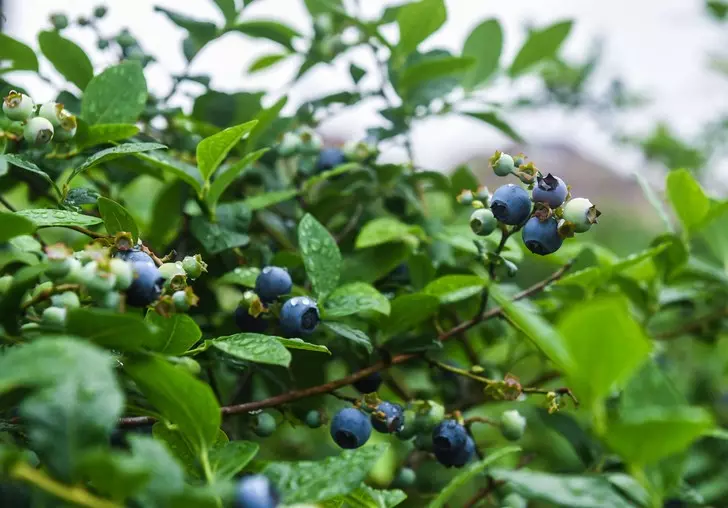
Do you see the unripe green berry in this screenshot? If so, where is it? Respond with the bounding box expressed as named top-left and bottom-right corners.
top-left (41, 306), bottom-right (67, 329)
top-left (97, 39), bottom-right (110, 50)
top-left (502, 493), bottom-right (527, 508)
top-left (278, 132), bottom-right (302, 157)
top-left (24, 117), bottom-right (54, 145)
top-left (93, 5), bottom-right (108, 18)
top-left (77, 16), bottom-right (90, 26)
top-left (304, 410), bottom-right (322, 429)
top-left (414, 401), bottom-right (445, 433)
top-left (396, 410), bottom-right (417, 440)
top-left (100, 291), bottom-right (121, 310)
top-left (493, 153), bottom-right (515, 177)
top-left (45, 258), bottom-right (72, 280)
top-left (3, 91), bottom-right (35, 121)
top-left (475, 186), bottom-right (490, 206)
top-left (0, 275), bottom-right (13, 295)
top-left (253, 413), bottom-right (277, 437)
top-left (50, 291), bottom-right (80, 309)
top-left (50, 13), bottom-right (68, 30)
top-left (563, 198), bottom-right (599, 233)
top-left (38, 101), bottom-right (63, 127)
top-left (54, 111), bottom-right (77, 141)
top-left (159, 262), bottom-right (186, 280)
top-left (82, 261), bottom-right (117, 298)
top-left (62, 258), bottom-right (85, 284)
top-left (116, 30), bottom-right (136, 48)
top-left (470, 208), bottom-right (498, 236)
top-left (109, 258), bottom-right (133, 290)
top-left (172, 290), bottom-right (189, 311)
top-left (457, 189), bottom-right (474, 206)
top-left (392, 468), bottom-right (416, 489)
top-left (181, 255), bottom-right (207, 279)
top-left (500, 410), bottom-right (526, 441)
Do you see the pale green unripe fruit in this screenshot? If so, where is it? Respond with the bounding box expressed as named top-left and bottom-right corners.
top-left (24, 117), bottom-right (54, 145)
top-left (470, 208), bottom-right (498, 236)
top-left (500, 409), bottom-right (527, 441)
top-left (3, 91), bottom-right (35, 121)
top-left (493, 153), bottom-right (515, 177)
top-left (109, 258), bottom-right (134, 290)
top-left (50, 291), bottom-right (81, 309)
top-left (563, 198), bottom-right (595, 232)
top-left (38, 101), bottom-right (63, 127)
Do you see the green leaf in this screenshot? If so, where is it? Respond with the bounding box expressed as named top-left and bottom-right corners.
top-left (396, 0), bottom-right (446, 58)
top-left (211, 333), bottom-right (292, 367)
top-left (510, 21), bottom-right (573, 77)
top-left (323, 282), bottom-right (391, 318)
top-left (79, 450), bottom-right (153, 502)
top-left (145, 313), bottom-right (203, 355)
top-left (557, 296), bottom-right (652, 410)
top-left (134, 150), bottom-right (203, 195)
top-left (207, 148), bottom-right (269, 208)
top-left (489, 469), bottom-right (635, 508)
top-left (298, 213), bottom-right (342, 299)
top-left (302, 162), bottom-right (360, 192)
top-left (383, 293), bottom-right (440, 336)
top-left (16, 209), bottom-right (103, 228)
top-left (213, 0), bottom-right (238, 24)
top-left (323, 321), bottom-right (373, 353)
top-left (428, 446), bottom-right (521, 508)
top-left (97, 196), bottom-right (139, 242)
top-left (124, 356), bottom-right (221, 453)
top-left (229, 20), bottom-right (300, 51)
top-left (65, 308), bottom-right (153, 351)
top-left (248, 53), bottom-right (288, 73)
top-left (463, 111), bottom-right (524, 143)
top-left (68, 142), bottom-right (167, 185)
top-left (277, 338), bottom-right (331, 354)
top-left (0, 33), bottom-right (38, 72)
top-left (190, 216), bottom-right (249, 255)
top-left (265, 444), bottom-right (389, 504)
top-left (1, 154), bottom-right (62, 198)
top-left (245, 96), bottom-right (287, 151)
top-left (243, 189), bottom-right (298, 211)
top-left (341, 243), bottom-right (410, 285)
top-left (336, 485), bottom-right (407, 507)
top-left (398, 56), bottom-right (475, 96)
top-left (209, 440), bottom-right (259, 481)
top-left (127, 435), bottom-right (186, 507)
top-left (152, 423), bottom-right (203, 479)
top-left (82, 61), bottom-right (148, 124)
top-left (197, 120), bottom-right (258, 182)
top-left (606, 407), bottom-right (714, 466)
top-left (154, 7), bottom-right (218, 60)
top-left (217, 267), bottom-right (260, 287)
top-left (461, 19), bottom-right (503, 89)
top-left (0, 264), bottom-right (46, 334)
top-left (423, 275), bottom-right (486, 304)
top-left (488, 283), bottom-right (572, 372)
top-left (0, 212), bottom-right (36, 243)
top-left (76, 124), bottom-right (140, 150)
top-left (38, 30), bottom-right (93, 90)
top-left (666, 168), bottom-right (710, 232)
top-left (355, 217), bottom-right (421, 249)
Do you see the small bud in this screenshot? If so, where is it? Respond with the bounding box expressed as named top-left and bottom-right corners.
top-left (50, 13), bottom-right (69, 30)
top-left (54, 110), bottom-right (77, 141)
top-left (2, 91), bottom-right (35, 121)
top-left (500, 409), bottom-right (526, 441)
top-left (475, 185), bottom-right (490, 205)
top-left (457, 189), bottom-right (474, 206)
top-left (24, 117), bottom-right (54, 145)
top-left (116, 29), bottom-right (136, 48)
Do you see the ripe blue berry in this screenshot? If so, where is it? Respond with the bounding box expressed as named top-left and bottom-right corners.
top-left (24, 117), bottom-right (54, 145)
top-left (531, 173), bottom-right (568, 208)
top-left (115, 248), bottom-right (155, 267)
top-left (235, 306), bottom-right (269, 333)
top-left (3, 91), bottom-right (34, 121)
top-left (470, 208), bottom-right (497, 236)
top-left (490, 184), bottom-right (531, 225)
top-left (316, 148), bottom-right (346, 172)
top-left (432, 420), bottom-right (468, 461)
top-left (255, 266), bottom-right (293, 303)
top-left (330, 407), bottom-right (371, 449)
top-left (279, 296), bottom-right (319, 336)
top-left (235, 474), bottom-right (280, 508)
top-left (352, 372), bottom-right (382, 393)
top-left (522, 217), bottom-right (563, 256)
top-left (253, 413), bottom-right (277, 437)
top-left (371, 401), bottom-right (405, 433)
top-left (305, 410), bottom-right (322, 429)
top-left (126, 262), bottom-right (164, 307)
top-left (493, 153), bottom-right (515, 176)
top-left (563, 197), bottom-right (599, 232)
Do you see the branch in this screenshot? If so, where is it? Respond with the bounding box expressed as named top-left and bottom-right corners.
top-left (118, 260), bottom-right (575, 428)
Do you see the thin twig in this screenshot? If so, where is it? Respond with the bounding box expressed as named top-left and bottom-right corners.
top-left (21, 284), bottom-right (80, 310)
top-left (65, 225), bottom-right (106, 239)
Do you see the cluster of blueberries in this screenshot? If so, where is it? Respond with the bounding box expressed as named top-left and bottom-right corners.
top-left (2, 91), bottom-right (78, 145)
top-left (463, 152), bottom-right (601, 256)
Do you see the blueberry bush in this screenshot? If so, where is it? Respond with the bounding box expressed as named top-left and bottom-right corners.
top-left (0, 1), bottom-right (727, 507)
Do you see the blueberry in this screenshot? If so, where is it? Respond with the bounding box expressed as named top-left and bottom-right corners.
top-left (279, 296), bottom-right (319, 336)
top-left (253, 413), bottom-right (277, 437)
top-left (316, 148), bottom-right (346, 172)
top-left (470, 208), bottom-right (497, 236)
top-left (490, 184), bottom-right (531, 225)
top-left (115, 248), bottom-right (155, 267)
top-left (126, 262), bottom-right (164, 307)
top-left (330, 408), bottom-right (371, 449)
top-left (24, 117), bottom-right (54, 145)
top-left (235, 306), bottom-right (269, 333)
top-left (305, 410), bottom-right (322, 429)
top-left (493, 153), bottom-right (515, 177)
top-left (448, 435), bottom-right (476, 468)
top-left (432, 420), bottom-right (468, 462)
top-left (255, 266), bottom-right (293, 303)
top-left (352, 372), bottom-right (382, 393)
top-left (3, 91), bottom-right (35, 121)
top-left (371, 401), bottom-right (405, 433)
top-left (531, 173), bottom-right (568, 208)
top-left (235, 474), bottom-right (280, 508)
top-left (521, 217), bottom-right (563, 256)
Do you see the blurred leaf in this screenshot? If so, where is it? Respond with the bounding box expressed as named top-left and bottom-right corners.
top-left (429, 446), bottom-right (520, 508)
top-left (0, 33), bottom-right (39, 72)
top-left (193, 91), bottom-right (263, 128)
top-left (0, 212), bottom-right (35, 242)
top-left (79, 450), bottom-right (152, 502)
top-left (1, 154), bottom-right (62, 197)
top-left (398, 56), bottom-right (474, 97)
top-left (197, 120), bottom-right (258, 182)
top-left (76, 124), bottom-right (140, 150)
top-left (461, 19), bottom-right (503, 89)
top-left (248, 53), bottom-right (288, 73)
top-left (298, 213), bottom-right (342, 299)
top-left (336, 485), bottom-right (407, 507)
top-left (463, 111), bottom-right (524, 143)
top-left (155, 7), bottom-right (219, 61)
top-left (323, 321), bottom-right (373, 353)
top-left (82, 61), bottom-right (148, 124)
top-left (244, 189), bottom-right (298, 211)
top-left (209, 440), bottom-right (259, 481)
top-left (127, 435), bottom-right (186, 507)
top-left (152, 423), bottom-right (202, 478)
top-left (396, 0), bottom-right (446, 59)
top-left (245, 96), bottom-right (287, 151)
top-left (265, 444), bottom-right (388, 503)
top-left (97, 196), bottom-right (139, 242)
top-left (213, 0), bottom-right (238, 24)
top-left (38, 30), bottom-right (93, 90)
top-left (145, 313), bottom-right (202, 355)
top-left (322, 282), bottom-right (391, 318)
top-left (229, 20), bottom-right (300, 50)
top-left (190, 216), bottom-right (249, 254)
top-left (666, 168), bottom-right (710, 233)
top-left (211, 333), bottom-right (292, 367)
top-left (450, 165), bottom-right (480, 194)
top-left (277, 338), bottom-right (330, 354)
top-left (383, 293), bottom-right (440, 336)
top-left (423, 275), bottom-right (486, 304)
top-left (509, 21), bottom-right (573, 77)
top-left (0, 264), bottom-right (46, 334)
top-left (217, 267), bottom-right (260, 287)
top-left (355, 217), bottom-right (421, 249)
top-left (558, 296), bottom-right (651, 411)
top-left (66, 308), bottom-right (152, 351)
top-left (124, 356), bottom-right (221, 453)
top-left (148, 180), bottom-right (185, 251)
top-left (341, 243), bottom-right (410, 284)
top-left (69, 142), bottom-right (167, 184)
top-left (16, 208), bottom-right (102, 228)
top-left (634, 172), bottom-right (674, 233)
top-left (490, 469), bottom-right (635, 508)
top-left (134, 150), bottom-right (203, 195)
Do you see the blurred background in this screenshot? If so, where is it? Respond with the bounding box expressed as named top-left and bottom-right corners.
top-left (2, 0), bottom-right (728, 255)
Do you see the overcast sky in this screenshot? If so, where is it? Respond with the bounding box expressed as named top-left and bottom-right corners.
top-left (5, 0), bottom-right (728, 179)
